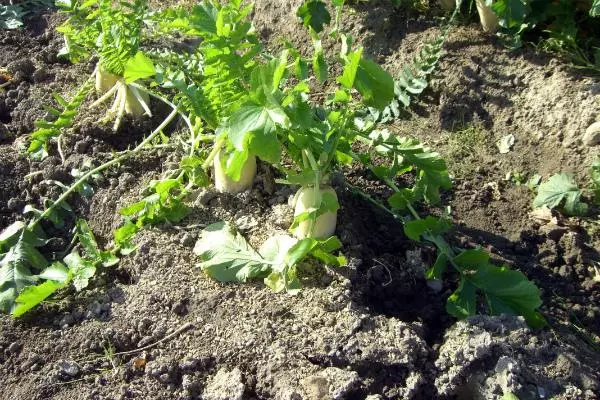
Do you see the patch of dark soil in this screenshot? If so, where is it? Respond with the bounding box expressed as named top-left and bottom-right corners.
top-left (0, 12), bottom-right (89, 139)
top-left (2, 1), bottom-right (600, 399)
top-left (0, 146), bottom-right (32, 230)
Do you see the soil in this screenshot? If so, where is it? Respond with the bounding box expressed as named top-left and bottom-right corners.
top-left (1, 1), bottom-right (600, 400)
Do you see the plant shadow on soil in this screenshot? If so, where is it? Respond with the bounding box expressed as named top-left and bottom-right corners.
top-left (439, 35), bottom-right (520, 130)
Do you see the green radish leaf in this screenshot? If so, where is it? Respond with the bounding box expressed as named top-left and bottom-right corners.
top-left (124, 51), bottom-right (155, 84)
top-left (0, 221), bottom-right (27, 251)
top-left (194, 222), bottom-right (272, 282)
top-left (337, 48), bottom-right (362, 89)
top-left (181, 156), bottom-right (210, 187)
top-left (248, 130), bottom-right (282, 164)
top-left (259, 235), bottom-right (299, 267)
top-left (280, 170), bottom-right (317, 186)
top-left (387, 190), bottom-right (414, 210)
top-left (119, 179), bottom-right (189, 226)
top-left (491, 0), bottom-right (529, 29)
top-left (264, 267), bottom-right (301, 293)
top-left (227, 103), bottom-right (288, 151)
top-left (591, 0), bottom-right (600, 17)
top-left (12, 280), bottom-right (66, 317)
top-left (224, 149), bottom-right (250, 182)
top-left (0, 227), bottom-right (50, 314)
top-left (114, 221), bottom-right (139, 255)
top-left (75, 219), bottom-right (102, 261)
top-left (39, 262), bottom-right (70, 283)
top-left (294, 57), bottom-right (309, 80)
top-left (313, 51), bottom-right (328, 83)
top-left (354, 58), bottom-right (394, 110)
top-left (296, 0), bottom-right (331, 33)
top-left (63, 251), bottom-right (96, 291)
top-left (448, 249), bottom-right (545, 328)
top-left (425, 253), bottom-right (448, 281)
top-left (533, 173), bottom-right (587, 216)
top-left (403, 216), bottom-right (451, 242)
top-left (166, 2), bottom-right (219, 34)
top-left (446, 280), bottom-right (477, 319)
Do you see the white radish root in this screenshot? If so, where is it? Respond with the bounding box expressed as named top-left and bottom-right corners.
top-left (475, 0), bottom-right (499, 33)
top-left (95, 67), bottom-right (118, 94)
top-left (92, 67), bottom-right (152, 131)
top-left (292, 185), bottom-right (338, 239)
top-left (213, 149), bottom-right (257, 194)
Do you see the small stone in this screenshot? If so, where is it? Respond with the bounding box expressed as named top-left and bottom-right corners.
top-left (7, 198), bottom-right (22, 211)
top-left (7, 59), bottom-right (35, 77)
top-left (427, 279), bottom-right (443, 293)
top-left (0, 123), bottom-right (9, 140)
top-left (182, 374), bottom-right (200, 395)
top-left (583, 121), bottom-right (600, 146)
top-left (180, 233), bottom-right (195, 247)
top-left (75, 140), bottom-right (90, 154)
top-left (235, 215), bottom-right (258, 231)
top-left (59, 314), bottom-right (74, 328)
top-left (193, 188), bottom-right (217, 206)
top-left (202, 368), bottom-right (245, 400)
top-left (88, 301), bottom-right (102, 316)
top-left (32, 68), bottom-right (49, 83)
top-left (58, 360), bottom-right (81, 378)
top-left (302, 368), bottom-right (359, 400)
top-left (119, 172), bottom-right (135, 188)
top-left (7, 342), bottom-right (21, 354)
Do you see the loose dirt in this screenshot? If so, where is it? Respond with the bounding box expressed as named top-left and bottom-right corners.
top-left (1, 1), bottom-right (599, 399)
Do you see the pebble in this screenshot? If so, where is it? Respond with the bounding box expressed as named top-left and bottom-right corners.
top-left (58, 360), bottom-right (81, 378)
top-left (180, 233), bottom-right (195, 247)
top-left (7, 342), bottom-right (21, 354)
top-left (583, 121), bottom-right (600, 146)
top-left (0, 123), bottom-right (9, 140)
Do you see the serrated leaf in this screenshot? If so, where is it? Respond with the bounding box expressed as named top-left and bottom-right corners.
top-left (259, 235), bottom-right (299, 266)
top-left (393, 138), bottom-right (452, 205)
top-left (227, 104), bottom-right (288, 155)
top-left (124, 51), bottom-right (155, 84)
top-left (194, 222), bottom-right (272, 282)
top-left (591, 0), bottom-right (600, 17)
top-left (114, 221), bottom-right (139, 255)
top-left (354, 58), bottom-right (394, 110)
top-left (491, 0), bottom-right (529, 29)
top-left (39, 262), bottom-right (70, 283)
top-left (63, 251), bottom-right (96, 291)
top-left (446, 279), bottom-right (477, 319)
top-left (75, 219), bottom-right (101, 261)
top-left (0, 234), bottom-right (48, 313)
top-left (337, 48), bottom-right (362, 89)
top-left (0, 221), bottom-right (26, 251)
top-left (449, 249), bottom-right (545, 328)
top-left (533, 173), bottom-right (587, 216)
top-left (296, 0), bottom-right (331, 33)
top-left (403, 216), bottom-right (451, 242)
top-left (313, 51), bottom-right (328, 83)
top-left (425, 253), bottom-right (448, 280)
